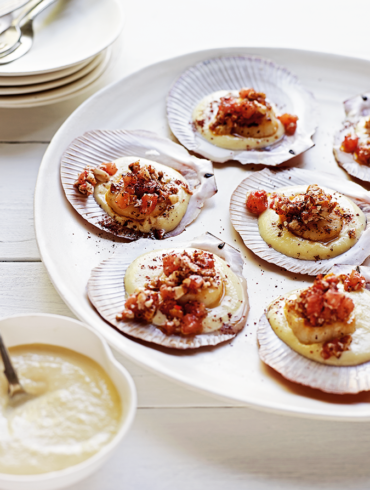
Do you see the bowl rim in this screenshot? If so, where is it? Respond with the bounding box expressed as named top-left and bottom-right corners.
top-left (0, 313), bottom-right (137, 482)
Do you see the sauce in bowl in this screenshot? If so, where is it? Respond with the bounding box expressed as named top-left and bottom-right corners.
top-left (0, 344), bottom-right (122, 475)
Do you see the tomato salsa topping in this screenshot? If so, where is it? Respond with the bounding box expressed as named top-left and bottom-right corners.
top-left (116, 250), bottom-right (220, 337)
top-left (277, 113), bottom-right (298, 136)
top-left (246, 190), bottom-right (268, 214)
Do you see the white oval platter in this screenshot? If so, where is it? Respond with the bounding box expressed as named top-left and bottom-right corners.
top-left (35, 47), bottom-right (370, 420)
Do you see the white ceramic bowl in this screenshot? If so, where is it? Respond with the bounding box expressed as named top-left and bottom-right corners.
top-left (0, 314), bottom-right (137, 490)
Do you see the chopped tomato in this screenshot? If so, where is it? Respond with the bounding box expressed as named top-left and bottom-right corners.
top-left (357, 145), bottom-right (370, 165)
top-left (183, 301), bottom-right (206, 318)
top-left (323, 289), bottom-right (343, 310)
top-left (342, 270), bottom-right (366, 292)
top-left (160, 299), bottom-right (178, 315)
top-left (122, 174), bottom-right (137, 191)
top-left (169, 306), bottom-right (184, 319)
top-left (239, 88), bottom-right (265, 101)
top-left (101, 162), bottom-right (117, 175)
top-left (181, 314), bottom-right (203, 335)
top-left (278, 113), bottom-right (298, 136)
top-left (76, 170), bottom-right (88, 185)
top-left (246, 190), bottom-right (268, 214)
top-left (162, 253), bottom-right (181, 276)
top-left (341, 135), bottom-right (359, 153)
top-left (140, 194), bottom-right (158, 214)
top-left (194, 250), bottom-right (215, 270)
top-left (337, 296), bottom-right (355, 321)
top-left (115, 192), bottom-right (131, 209)
top-left (186, 275), bottom-right (204, 292)
top-left (159, 285), bottom-right (176, 300)
top-left (162, 322), bottom-right (177, 336)
top-left (305, 291), bottom-right (324, 318)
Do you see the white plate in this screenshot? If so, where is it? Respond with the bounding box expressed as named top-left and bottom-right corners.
top-left (0, 51), bottom-right (104, 95)
top-left (0, 0), bottom-right (123, 76)
top-left (0, 56), bottom-right (94, 85)
top-left (0, 47), bottom-right (110, 107)
top-left (35, 47), bottom-right (370, 420)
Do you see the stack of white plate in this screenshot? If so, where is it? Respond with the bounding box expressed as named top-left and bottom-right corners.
top-left (0, 0), bottom-right (124, 108)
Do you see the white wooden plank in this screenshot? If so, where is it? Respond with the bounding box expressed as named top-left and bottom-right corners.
top-left (0, 143), bottom-right (47, 261)
top-left (0, 262), bottom-right (231, 408)
top-left (69, 407), bottom-right (370, 490)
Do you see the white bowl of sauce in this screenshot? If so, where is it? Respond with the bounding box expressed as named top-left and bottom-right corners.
top-left (0, 314), bottom-right (137, 490)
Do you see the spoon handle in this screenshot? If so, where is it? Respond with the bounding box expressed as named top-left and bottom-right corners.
top-left (0, 333), bottom-right (23, 395)
top-left (23, 0), bottom-right (57, 24)
top-left (12, 0), bottom-right (44, 27)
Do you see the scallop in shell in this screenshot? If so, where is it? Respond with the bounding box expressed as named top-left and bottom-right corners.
top-left (87, 233), bottom-right (249, 349)
top-left (167, 56), bottom-right (318, 165)
top-left (258, 264), bottom-right (370, 394)
top-left (334, 91), bottom-right (370, 182)
top-left (61, 129), bottom-right (217, 240)
top-left (229, 167), bottom-right (370, 275)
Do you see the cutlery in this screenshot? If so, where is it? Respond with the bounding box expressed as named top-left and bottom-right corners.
top-left (0, 333), bottom-right (32, 407)
top-left (0, 0), bottom-right (57, 65)
top-left (0, 0), bottom-right (43, 56)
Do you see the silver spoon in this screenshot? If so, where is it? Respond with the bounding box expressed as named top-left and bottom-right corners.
top-left (0, 333), bottom-right (32, 407)
top-left (0, 0), bottom-right (57, 65)
top-left (0, 0), bottom-right (44, 56)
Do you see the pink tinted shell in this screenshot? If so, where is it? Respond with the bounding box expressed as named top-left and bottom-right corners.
top-left (61, 129), bottom-right (217, 240)
top-left (87, 233), bottom-right (249, 349)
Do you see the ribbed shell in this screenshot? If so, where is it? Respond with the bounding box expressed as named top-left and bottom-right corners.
top-left (258, 265), bottom-right (370, 394)
top-left (87, 233), bottom-right (249, 349)
top-left (229, 168), bottom-right (370, 275)
top-left (60, 129), bottom-right (217, 240)
top-left (344, 91), bottom-right (370, 118)
top-left (333, 92), bottom-right (370, 182)
top-left (167, 56), bottom-right (318, 165)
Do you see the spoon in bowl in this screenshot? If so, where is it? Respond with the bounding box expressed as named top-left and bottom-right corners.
top-left (0, 333), bottom-right (33, 407)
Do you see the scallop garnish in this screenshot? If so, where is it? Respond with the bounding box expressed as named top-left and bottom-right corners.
top-left (334, 92), bottom-right (370, 182)
top-left (87, 233), bottom-right (249, 349)
top-left (61, 130), bottom-right (217, 240)
top-left (230, 168), bottom-right (370, 275)
top-left (258, 265), bottom-right (370, 394)
top-left (167, 56), bottom-right (318, 165)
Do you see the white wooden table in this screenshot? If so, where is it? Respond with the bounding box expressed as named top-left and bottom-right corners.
top-left (2, 1), bottom-right (370, 488)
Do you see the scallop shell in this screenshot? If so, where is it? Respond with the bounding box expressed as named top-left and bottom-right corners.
top-left (344, 91), bottom-right (370, 119)
top-left (61, 129), bottom-right (217, 240)
top-left (333, 91), bottom-right (370, 182)
top-left (258, 264), bottom-right (370, 394)
top-left (230, 167), bottom-right (370, 275)
top-left (87, 233), bottom-right (249, 349)
top-left (167, 56), bottom-right (318, 165)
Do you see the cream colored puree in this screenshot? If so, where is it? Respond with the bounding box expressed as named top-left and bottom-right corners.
top-left (267, 286), bottom-right (370, 366)
top-left (192, 90), bottom-right (285, 150)
top-left (258, 185), bottom-right (366, 260)
top-left (94, 157), bottom-right (191, 234)
top-left (0, 344), bottom-right (121, 475)
top-left (125, 248), bottom-right (245, 333)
